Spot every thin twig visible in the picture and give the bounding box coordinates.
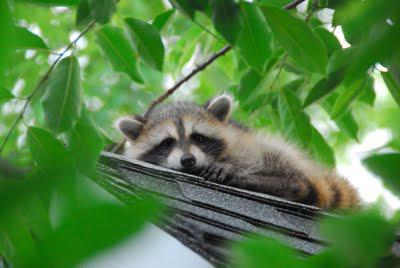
[144,45,232,117]
[283,0,307,10]
[0,21,96,155]
[305,0,318,21]
[192,20,225,44]
[270,54,288,90]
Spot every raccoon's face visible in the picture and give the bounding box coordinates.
[116,95,233,173]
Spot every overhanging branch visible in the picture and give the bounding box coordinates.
[144,45,232,118]
[283,0,307,10]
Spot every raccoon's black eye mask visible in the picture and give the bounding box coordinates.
[138,137,176,165]
[159,137,176,149]
[190,132,226,158]
[190,133,207,143]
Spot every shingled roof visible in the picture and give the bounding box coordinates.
[96,152,400,267]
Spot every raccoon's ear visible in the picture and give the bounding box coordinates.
[204,94,233,122]
[115,117,144,140]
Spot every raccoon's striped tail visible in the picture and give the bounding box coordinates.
[307,174,360,210]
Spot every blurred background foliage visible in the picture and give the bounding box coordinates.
[0,0,400,267]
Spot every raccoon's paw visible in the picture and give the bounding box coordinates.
[200,163,231,184]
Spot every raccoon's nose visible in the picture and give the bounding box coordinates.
[181,154,196,168]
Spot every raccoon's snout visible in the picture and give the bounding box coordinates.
[181,153,196,168]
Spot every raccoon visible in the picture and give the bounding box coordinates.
[116,94,360,210]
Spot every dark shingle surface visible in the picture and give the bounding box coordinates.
[96,152,400,266]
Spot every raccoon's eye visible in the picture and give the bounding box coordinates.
[160,137,175,149]
[190,133,207,143]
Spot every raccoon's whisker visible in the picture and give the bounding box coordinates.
[205,143,224,152]
[205,145,225,155]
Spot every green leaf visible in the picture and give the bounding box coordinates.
[334,0,400,86]
[310,126,335,167]
[303,75,342,108]
[303,48,354,107]
[236,2,273,73]
[0,210,37,265]
[258,0,292,8]
[307,251,347,268]
[335,113,359,141]
[27,127,76,178]
[319,209,397,267]
[363,153,400,195]
[76,0,91,27]
[168,0,207,18]
[325,0,346,9]
[343,23,400,86]
[237,69,263,103]
[262,6,328,75]
[331,77,371,119]
[14,26,48,50]
[0,1,15,85]
[327,47,355,75]
[88,0,114,24]
[41,56,82,134]
[340,115,359,140]
[152,9,175,31]
[322,92,359,141]
[232,236,302,268]
[168,26,202,72]
[278,89,311,147]
[382,71,400,107]
[124,18,165,71]
[76,0,115,26]
[333,0,400,45]
[21,199,161,267]
[234,57,280,112]
[169,0,195,18]
[210,0,242,44]
[0,88,14,104]
[96,26,143,83]
[314,26,341,56]
[15,0,79,6]
[19,195,52,242]
[357,81,376,107]
[66,109,104,176]
[284,78,305,92]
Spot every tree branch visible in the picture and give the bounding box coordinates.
[0,21,96,155]
[144,45,232,117]
[283,0,307,10]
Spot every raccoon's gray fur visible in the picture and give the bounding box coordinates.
[116,94,359,210]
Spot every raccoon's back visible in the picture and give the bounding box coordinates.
[307,174,360,210]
